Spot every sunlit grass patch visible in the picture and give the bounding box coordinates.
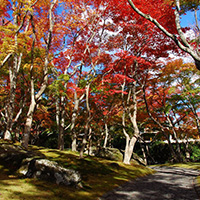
[0,143,154,200]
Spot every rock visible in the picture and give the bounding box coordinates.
[18,158,81,187]
[0,143,82,187]
[95,147,123,161]
[3,130,12,140]
[0,144,28,170]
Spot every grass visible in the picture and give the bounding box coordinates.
[168,162,200,170]
[0,141,154,200]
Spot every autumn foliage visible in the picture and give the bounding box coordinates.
[0,0,200,164]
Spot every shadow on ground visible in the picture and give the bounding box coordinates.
[100,166,199,200]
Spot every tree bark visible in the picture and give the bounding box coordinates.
[71,92,85,151]
[4,22,23,140]
[22,0,57,149]
[103,122,109,148]
[58,97,65,150]
[166,115,183,162]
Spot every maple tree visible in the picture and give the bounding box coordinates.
[1,0,200,165]
[127,0,200,70]
[21,0,59,149]
[143,58,200,162]
[0,0,34,140]
[167,59,200,135]
[96,0,179,164]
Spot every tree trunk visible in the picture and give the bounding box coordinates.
[71,92,84,151]
[71,109,78,151]
[123,131,138,164]
[79,126,89,159]
[22,99,36,149]
[87,127,93,156]
[167,134,180,162]
[79,82,92,158]
[139,140,147,165]
[103,122,109,148]
[3,2,26,140]
[58,97,65,150]
[123,77,140,164]
[21,0,56,149]
[4,53,22,140]
[166,115,183,162]
[58,111,65,150]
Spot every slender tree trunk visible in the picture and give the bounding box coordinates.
[22,0,56,149]
[145,143,156,164]
[79,124,90,159]
[184,135,190,160]
[56,97,61,148]
[22,99,36,148]
[71,92,85,151]
[122,73,140,164]
[71,92,79,152]
[4,53,22,140]
[103,122,109,148]
[166,133,180,162]
[4,2,30,140]
[58,109,65,150]
[79,82,92,158]
[139,140,147,165]
[58,96,65,150]
[166,115,183,162]
[87,127,93,155]
[123,130,138,164]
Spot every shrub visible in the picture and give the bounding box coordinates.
[190,144,200,162]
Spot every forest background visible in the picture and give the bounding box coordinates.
[1,0,200,165]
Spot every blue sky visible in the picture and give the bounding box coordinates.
[180,10,199,27]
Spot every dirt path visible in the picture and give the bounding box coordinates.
[99,166,200,200]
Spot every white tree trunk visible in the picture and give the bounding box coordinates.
[103,123,109,148]
[22,0,57,149]
[123,133,137,164]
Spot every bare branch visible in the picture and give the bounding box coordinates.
[0,53,12,69]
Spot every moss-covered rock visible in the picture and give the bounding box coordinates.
[0,143,82,187]
[18,158,82,187]
[95,147,123,161]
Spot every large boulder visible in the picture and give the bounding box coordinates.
[95,147,123,161]
[0,143,82,187]
[18,158,81,187]
[0,143,28,169]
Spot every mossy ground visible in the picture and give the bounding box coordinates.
[0,141,154,200]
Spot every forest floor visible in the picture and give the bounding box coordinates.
[1,141,200,200]
[0,142,154,200]
[99,165,200,200]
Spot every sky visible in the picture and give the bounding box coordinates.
[178,10,200,63]
[180,10,199,27]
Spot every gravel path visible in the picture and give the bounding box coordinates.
[99,166,200,200]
